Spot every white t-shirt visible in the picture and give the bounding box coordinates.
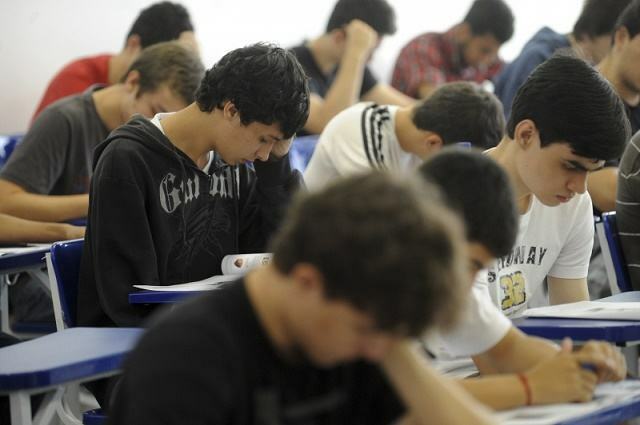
[303,102,422,191]
[430,193,594,357]
[479,193,594,318]
[304,104,512,357]
[429,281,512,357]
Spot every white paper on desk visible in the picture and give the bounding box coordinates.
[497,380,640,425]
[522,301,640,320]
[133,274,236,292]
[133,253,271,291]
[0,245,50,256]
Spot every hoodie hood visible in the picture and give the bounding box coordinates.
[93,116,174,168]
[524,27,570,54]
[93,115,232,175]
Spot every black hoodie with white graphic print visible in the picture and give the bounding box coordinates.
[77,116,302,327]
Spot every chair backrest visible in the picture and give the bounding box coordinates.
[289,135,319,172]
[596,212,632,293]
[46,239,84,330]
[0,134,23,169]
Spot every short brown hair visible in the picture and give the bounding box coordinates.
[123,41,205,105]
[271,172,468,336]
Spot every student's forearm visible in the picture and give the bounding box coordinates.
[0,192,89,222]
[327,47,367,100]
[496,335,559,372]
[587,167,617,213]
[0,213,84,244]
[305,51,368,133]
[460,375,529,410]
[548,277,589,305]
[473,327,558,374]
[382,342,496,425]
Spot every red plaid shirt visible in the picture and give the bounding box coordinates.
[391,29,503,98]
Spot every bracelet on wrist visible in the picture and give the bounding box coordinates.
[517,373,533,406]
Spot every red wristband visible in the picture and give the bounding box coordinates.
[517,373,533,406]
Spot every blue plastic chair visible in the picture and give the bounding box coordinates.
[46,239,84,330]
[0,245,55,337]
[0,134,23,169]
[596,212,632,293]
[289,135,319,172]
[46,239,107,424]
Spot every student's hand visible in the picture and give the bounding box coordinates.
[575,340,626,382]
[269,138,293,160]
[344,19,378,59]
[525,338,598,404]
[63,224,85,240]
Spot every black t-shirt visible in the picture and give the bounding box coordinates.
[290,44,378,99]
[107,280,404,425]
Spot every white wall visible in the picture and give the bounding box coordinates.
[0,0,583,134]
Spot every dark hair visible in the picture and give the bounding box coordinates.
[412,82,505,149]
[418,149,517,258]
[126,2,194,48]
[326,0,397,35]
[124,41,204,105]
[271,172,467,336]
[573,0,632,40]
[195,43,310,139]
[614,0,640,39]
[507,55,630,160]
[463,0,514,43]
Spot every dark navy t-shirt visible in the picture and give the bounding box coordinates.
[290,44,378,99]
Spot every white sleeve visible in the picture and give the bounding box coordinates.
[437,278,512,357]
[547,193,594,279]
[303,140,339,192]
[303,107,371,191]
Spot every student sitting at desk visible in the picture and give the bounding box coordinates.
[0,42,203,224]
[391,0,514,99]
[419,150,626,410]
[482,55,630,318]
[78,44,310,327]
[31,1,198,122]
[108,172,497,425]
[0,42,201,325]
[303,81,504,191]
[289,0,414,135]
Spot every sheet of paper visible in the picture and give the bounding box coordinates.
[497,380,640,425]
[522,301,640,320]
[133,274,236,292]
[0,245,50,257]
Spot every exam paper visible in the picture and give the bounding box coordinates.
[497,380,640,425]
[0,245,50,257]
[522,301,640,321]
[133,275,235,292]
